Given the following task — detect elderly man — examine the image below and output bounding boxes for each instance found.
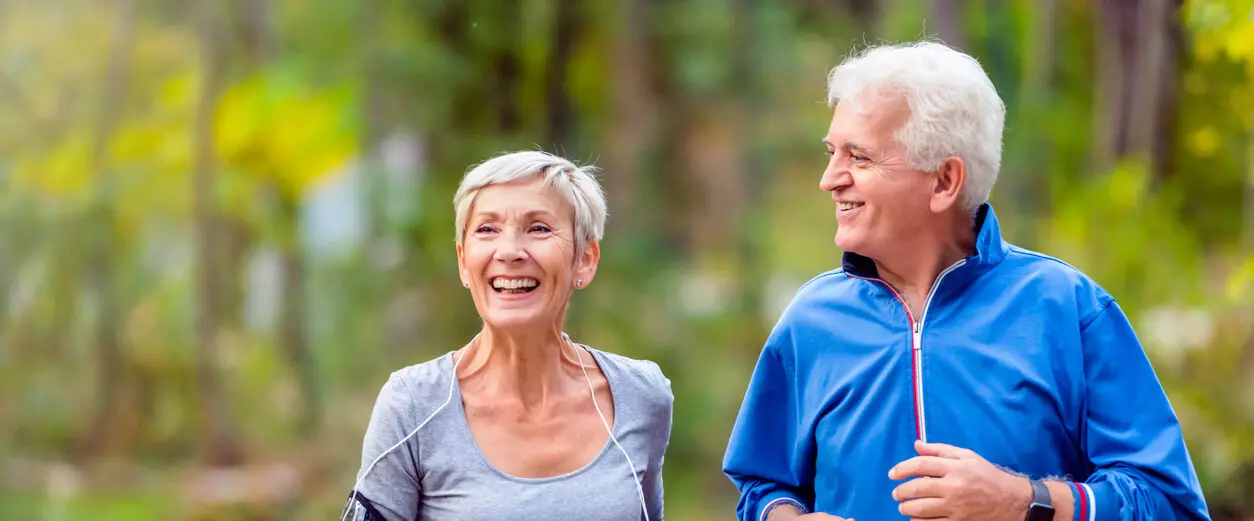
[722,41,1211,521]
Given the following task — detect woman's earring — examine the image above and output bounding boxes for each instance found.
[576,279,584,288]
[463,280,470,288]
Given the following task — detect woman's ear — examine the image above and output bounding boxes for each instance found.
[575,240,600,288]
[931,156,966,213]
[456,242,470,287]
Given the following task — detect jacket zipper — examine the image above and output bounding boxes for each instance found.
[849,260,965,442]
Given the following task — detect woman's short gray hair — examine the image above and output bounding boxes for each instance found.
[826,40,1006,212]
[453,150,607,253]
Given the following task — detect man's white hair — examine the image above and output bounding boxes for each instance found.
[826,40,1006,212]
[453,150,607,253]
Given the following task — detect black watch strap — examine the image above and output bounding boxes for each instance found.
[1025,479,1055,521]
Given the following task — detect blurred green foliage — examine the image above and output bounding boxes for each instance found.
[1,0,1252,519]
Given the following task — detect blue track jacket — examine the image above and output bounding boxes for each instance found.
[723,204,1210,521]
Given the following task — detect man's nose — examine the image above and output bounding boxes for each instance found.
[819,162,851,193]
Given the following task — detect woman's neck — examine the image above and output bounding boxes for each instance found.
[458,326,579,411]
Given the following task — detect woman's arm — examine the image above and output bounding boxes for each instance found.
[350,373,423,521]
[641,361,673,521]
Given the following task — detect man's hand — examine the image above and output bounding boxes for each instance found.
[764,503,853,521]
[888,440,1032,521]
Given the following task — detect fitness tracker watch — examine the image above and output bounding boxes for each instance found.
[1025,478,1055,521]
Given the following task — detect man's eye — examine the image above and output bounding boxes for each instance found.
[852,154,870,163]
[825,149,835,157]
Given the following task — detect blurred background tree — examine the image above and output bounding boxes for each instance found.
[1,0,1252,519]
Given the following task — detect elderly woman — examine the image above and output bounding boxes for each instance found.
[342,150,673,521]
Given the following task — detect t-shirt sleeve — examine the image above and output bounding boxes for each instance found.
[641,360,673,521]
[353,373,422,521]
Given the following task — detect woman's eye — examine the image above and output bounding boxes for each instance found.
[530,224,552,233]
[475,225,495,234]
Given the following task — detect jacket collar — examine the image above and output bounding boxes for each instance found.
[841,203,1010,284]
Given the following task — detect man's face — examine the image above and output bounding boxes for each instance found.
[819,93,937,259]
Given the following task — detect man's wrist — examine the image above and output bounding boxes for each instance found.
[764,501,805,521]
[1022,479,1077,521]
[1015,476,1035,519]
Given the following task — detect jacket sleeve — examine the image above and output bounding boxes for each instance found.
[722,326,816,521]
[1077,299,1211,521]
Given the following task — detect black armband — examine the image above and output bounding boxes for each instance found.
[340,490,387,521]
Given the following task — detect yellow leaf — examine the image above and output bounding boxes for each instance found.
[213,72,357,200]
[1190,126,1221,157]
[1223,20,1254,59]
[1227,256,1254,302]
[1107,161,1149,211]
[15,131,94,196]
[1195,35,1223,62]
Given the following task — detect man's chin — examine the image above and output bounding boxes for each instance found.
[833,233,860,254]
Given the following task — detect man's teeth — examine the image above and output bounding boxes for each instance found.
[837,202,865,211]
[492,278,539,290]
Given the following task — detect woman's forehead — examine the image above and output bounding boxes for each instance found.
[471,178,572,218]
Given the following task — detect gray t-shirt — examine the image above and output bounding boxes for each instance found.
[353,347,673,521]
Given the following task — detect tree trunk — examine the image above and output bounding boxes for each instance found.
[735,0,765,320]
[496,1,522,134]
[929,0,966,50]
[1245,127,1254,253]
[1010,0,1060,220]
[1025,0,1059,97]
[1093,0,1138,172]
[1093,0,1181,182]
[238,0,320,437]
[601,0,656,235]
[84,0,136,458]
[847,0,880,41]
[278,196,319,433]
[237,0,276,62]
[360,0,387,239]
[545,0,577,150]
[1137,0,1184,184]
[192,0,240,466]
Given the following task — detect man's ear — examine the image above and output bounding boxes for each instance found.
[575,240,600,288]
[931,156,966,213]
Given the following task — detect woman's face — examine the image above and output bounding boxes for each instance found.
[457,175,599,332]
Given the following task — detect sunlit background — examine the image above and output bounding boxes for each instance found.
[2,0,1253,519]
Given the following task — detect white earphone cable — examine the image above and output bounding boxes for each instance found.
[567,335,650,521]
[343,334,648,521]
[341,348,466,521]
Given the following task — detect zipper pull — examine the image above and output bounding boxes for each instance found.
[914,322,921,334]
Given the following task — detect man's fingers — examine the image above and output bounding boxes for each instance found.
[897,496,948,518]
[888,455,953,480]
[892,476,949,501]
[915,440,977,460]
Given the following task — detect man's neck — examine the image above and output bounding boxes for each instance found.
[872,212,978,318]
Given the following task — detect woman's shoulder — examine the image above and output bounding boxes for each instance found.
[588,347,673,409]
[377,352,456,406]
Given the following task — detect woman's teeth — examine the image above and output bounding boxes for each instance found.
[492,277,539,293]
